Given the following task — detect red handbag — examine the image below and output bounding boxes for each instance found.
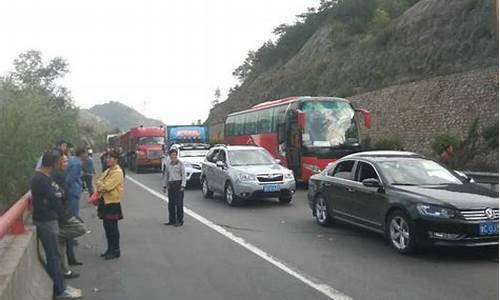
[88,192,101,206]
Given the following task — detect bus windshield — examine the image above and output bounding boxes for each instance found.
[300,100,359,148]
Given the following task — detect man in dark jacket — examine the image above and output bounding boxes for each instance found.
[31,149,82,299]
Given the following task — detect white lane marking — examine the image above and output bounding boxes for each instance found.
[126,175,352,300]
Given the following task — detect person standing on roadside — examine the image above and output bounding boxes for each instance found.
[52,152,80,280]
[117,147,127,178]
[81,149,95,194]
[35,140,68,170]
[162,149,186,227]
[64,148,86,266]
[96,150,124,260]
[100,149,110,172]
[31,149,82,299]
[440,144,454,166]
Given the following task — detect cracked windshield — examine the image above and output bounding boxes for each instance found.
[302,101,358,148]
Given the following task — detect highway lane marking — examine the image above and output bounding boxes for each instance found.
[126,175,353,300]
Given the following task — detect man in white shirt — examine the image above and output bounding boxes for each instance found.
[162,149,186,226]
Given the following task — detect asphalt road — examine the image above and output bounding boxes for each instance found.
[72,171,498,300]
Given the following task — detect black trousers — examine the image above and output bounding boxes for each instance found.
[103,219,120,251]
[168,181,184,224]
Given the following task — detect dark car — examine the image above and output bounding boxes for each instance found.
[307,151,499,254]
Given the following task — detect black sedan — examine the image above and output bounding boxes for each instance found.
[308,151,499,254]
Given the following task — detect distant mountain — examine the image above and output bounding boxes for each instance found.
[86,101,165,131]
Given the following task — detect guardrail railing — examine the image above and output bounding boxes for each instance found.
[0,192,31,240]
[462,171,499,192]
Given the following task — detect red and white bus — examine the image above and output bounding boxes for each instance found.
[224,96,372,181]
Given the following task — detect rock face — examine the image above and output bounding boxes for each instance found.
[206,0,498,169]
[349,67,499,170]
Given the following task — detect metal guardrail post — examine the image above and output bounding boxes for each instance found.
[462,171,499,192]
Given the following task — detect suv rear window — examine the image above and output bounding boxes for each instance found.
[228,149,274,166]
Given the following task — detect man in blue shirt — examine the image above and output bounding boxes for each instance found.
[64,148,86,266]
[81,152,95,194]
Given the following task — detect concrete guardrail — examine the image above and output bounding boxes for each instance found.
[0,192,52,300]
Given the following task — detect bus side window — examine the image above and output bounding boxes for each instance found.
[226,116,234,137]
[257,108,272,133]
[274,105,286,142]
[245,111,257,135]
[235,114,244,136]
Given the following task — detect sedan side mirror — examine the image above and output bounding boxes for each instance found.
[275,159,281,164]
[362,178,382,188]
[216,161,225,169]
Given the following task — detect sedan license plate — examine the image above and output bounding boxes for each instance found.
[263,184,280,193]
[479,222,499,236]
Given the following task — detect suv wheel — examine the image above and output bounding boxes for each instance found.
[201,177,213,198]
[386,210,416,254]
[225,182,238,206]
[315,195,333,226]
[278,195,293,204]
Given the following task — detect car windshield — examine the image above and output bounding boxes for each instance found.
[301,100,359,148]
[378,159,462,185]
[180,149,209,158]
[229,149,275,166]
[138,136,165,145]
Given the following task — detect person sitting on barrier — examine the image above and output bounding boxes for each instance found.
[31,149,82,299]
[96,150,124,260]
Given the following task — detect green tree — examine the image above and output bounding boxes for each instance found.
[377,0,411,18]
[332,0,378,33]
[5,50,73,109]
[232,51,256,82]
[0,50,79,212]
[211,87,221,107]
[370,8,391,34]
[482,121,499,150]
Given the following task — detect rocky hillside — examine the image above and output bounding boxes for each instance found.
[207,0,498,125]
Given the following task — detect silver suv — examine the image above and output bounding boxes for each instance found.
[201,145,296,205]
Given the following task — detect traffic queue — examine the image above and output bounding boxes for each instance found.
[127,96,499,256]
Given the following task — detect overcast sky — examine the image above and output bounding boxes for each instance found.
[0,0,319,125]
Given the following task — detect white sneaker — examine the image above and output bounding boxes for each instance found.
[55,285,82,299]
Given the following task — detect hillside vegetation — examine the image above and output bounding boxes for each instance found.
[86,101,165,131]
[207,0,497,124]
[0,51,80,212]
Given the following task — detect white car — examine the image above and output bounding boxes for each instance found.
[162,144,210,186]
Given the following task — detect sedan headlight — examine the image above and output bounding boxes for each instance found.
[284,172,294,180]
[417,204,455,218]
[238,173,256,182]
